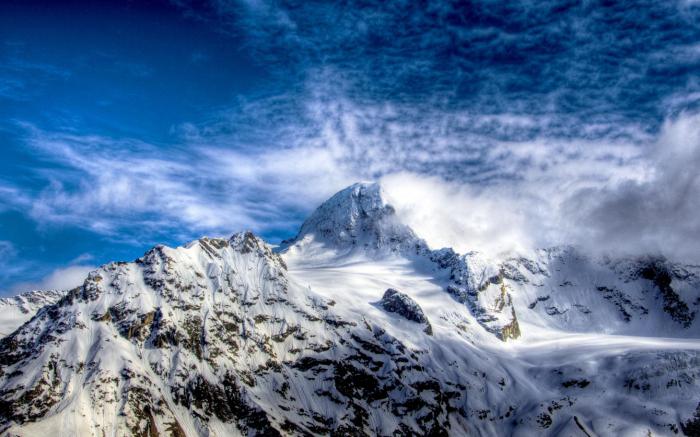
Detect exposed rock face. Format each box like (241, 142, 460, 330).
(435, 249, 521, 341)
(282, 184, 526, 341)
(499, 308, 521, 341)
(380, 288, 432, 335)
(639, 261, 696, 327)
(286, 184, 700, 342)
(682, 402, 700, 436)
(430, 244, 700, 340)
(500, 247, 700, 337)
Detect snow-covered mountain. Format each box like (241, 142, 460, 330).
(0, 290, 65, 337)
(281, 182, 427, 258)
(1, 182, 699, 436)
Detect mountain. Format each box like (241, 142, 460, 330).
(281, 182, 427, 258)
(0, 290, 65, 337)
(1, 182, 699, 436)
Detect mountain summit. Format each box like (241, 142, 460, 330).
(0, 183, 699, 436)
(285, 182, 426, 256)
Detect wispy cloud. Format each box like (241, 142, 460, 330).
(0, 240, 15, 259)
(2, 0, 699, 291)
(0, 52, 72, 101)
(161, 0, 699, 262)
(172, 0, 700, 129)
(4, 93, 691, 261)
(13, 128, 259, 241)
(0, 241, 37, 295)
(1, 120, 357, 244)
(0, 235, 96, 296)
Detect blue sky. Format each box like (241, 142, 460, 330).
(1, 0, 700, 295)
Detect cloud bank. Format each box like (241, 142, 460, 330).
(383, 113, 700, 262)
(565, 113, 700, 261)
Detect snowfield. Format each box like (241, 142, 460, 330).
(285, 243, 700, 437)
(0, 182, 698, 436)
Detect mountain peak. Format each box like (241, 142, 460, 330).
(286, 182, 426, 255)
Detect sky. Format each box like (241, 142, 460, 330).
(1, 0, 699, 295)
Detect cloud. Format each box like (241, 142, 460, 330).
(0, 240, 32, 283)
(169, 0, 700, 264)
(0, 120, 359, 244)
(0, 77, 25, 100)
(5, 86, 692, 262)
(186, 84, 696, 263)
(9, 265, 96, 294)
(172, 0, 700, 132)
(381, 173, 536, 256)
(0, 241, 15, 258)
(0, 239, 95, 297)
(0, 241, 65, 296)
(381, 113, 700, 263)
(2, 0, 699, 272)
(17, 129, 261, 240)
(563, 112, 700, 261)
(0, 52, 72, 101)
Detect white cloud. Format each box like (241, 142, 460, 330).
(9, 265, 96, 294)
(3, 120, 360, 243)
(381, 113, 700, 263)
(4, 71, 699, 265)
(381, 173, 536, 256)
(18, 128, 258, 239)
(0, 241, 33, 283)
(563, 112, 700, 261)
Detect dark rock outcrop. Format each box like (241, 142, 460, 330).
(639, 262, 695, 327)
(379, 289, 432, 335)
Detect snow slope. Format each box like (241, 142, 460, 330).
(284, 242, 700, 436)
(0, 182, 699, 436)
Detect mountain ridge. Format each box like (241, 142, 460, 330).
(0, 289, 65, 337)
(0, 182, 699, 436)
